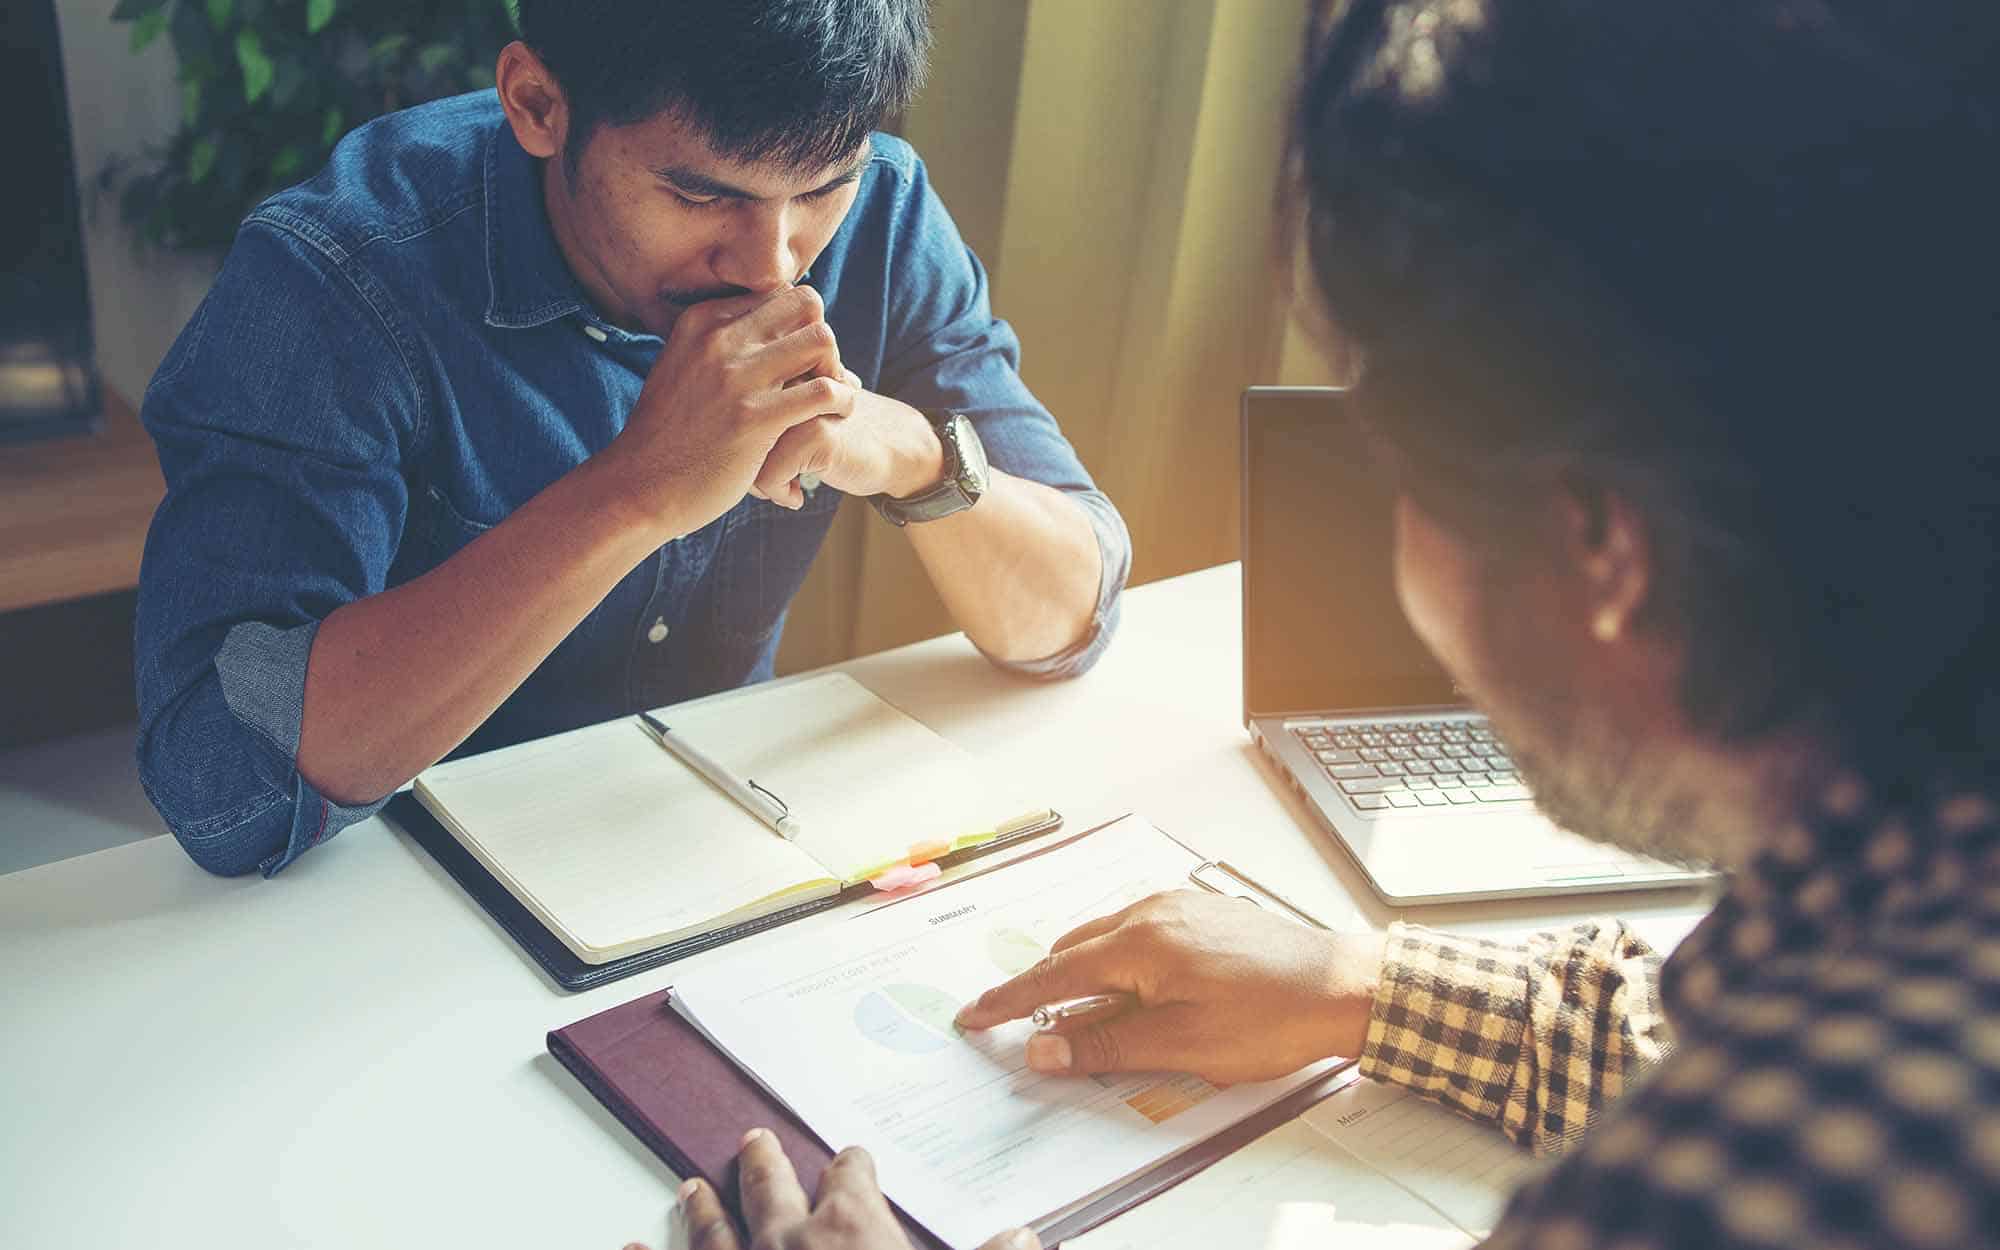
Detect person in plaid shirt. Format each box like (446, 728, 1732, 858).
(659, 2, 2000, 1247)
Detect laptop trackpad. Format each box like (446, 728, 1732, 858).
(1349, 807, 1646, 900)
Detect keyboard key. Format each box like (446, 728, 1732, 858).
(1416, 790, 1449, 806)
(1432, 773, 1464, 788)
(1418, 743, 1449, 759)
(1473, 784, 1532, 802)
(1404, 775, 1435, 789)
(1359, 733, 1385, 746)
(1388, 745, 1417, 761)
(1484, 755, 1512, 771)
(1331, 734, 1361, 749)
(1432, 759, 1462, 774)
(1326, 763, 1379, 780)
(1386, 732, 1414, 745)
(1340, 776, 1410, 794)
(1360, 748, 1391, 763)
(1404, 759, 1435, 775)
(1446, 789, 1479, 804)
(1351, 794, 1393, 811)
(1416, 731, 1442, 745)
(1300, 732, 1331, 747)
(1315, 748, 1361, 764)
(1375, 761, 1407, 776)
(1387, 792, 1422, 808)
(1486, 769, 1519, 785)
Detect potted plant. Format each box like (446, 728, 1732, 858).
(105, 0, 519, 253)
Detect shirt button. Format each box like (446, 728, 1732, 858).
(581, 323, 608, 343)
(646, 618, 669, 644)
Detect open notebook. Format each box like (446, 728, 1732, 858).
(413, 673, 1055, 965)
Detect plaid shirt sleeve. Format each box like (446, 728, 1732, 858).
(1357, 920, 1673, 1156)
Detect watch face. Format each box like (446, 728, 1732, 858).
(951, 414, 991, 493)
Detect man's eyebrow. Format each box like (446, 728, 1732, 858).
(653, 150, 872, 202)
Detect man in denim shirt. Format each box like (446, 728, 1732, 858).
(135, 1, 1130, 879)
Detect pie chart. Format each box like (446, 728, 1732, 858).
(854, 983, 962, 1055)
(986, 927, 1044, 976)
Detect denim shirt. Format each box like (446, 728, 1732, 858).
(135, 92, 1130, 878)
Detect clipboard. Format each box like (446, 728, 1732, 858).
(385, 791, 1063, 992)
(546, 814, 1359, 1246)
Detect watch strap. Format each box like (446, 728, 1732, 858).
(870, 411, 982, 526)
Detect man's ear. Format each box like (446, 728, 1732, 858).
(494, 41, 568, 161)
(1557, 481, 1654, 645)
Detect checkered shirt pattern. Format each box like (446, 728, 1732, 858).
(1359, 919, 1672, 1155)
(1366, 778, 2000, 1249)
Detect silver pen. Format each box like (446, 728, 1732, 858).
(1030, 992, 1136, 1030)
(638, 712, 801, 840)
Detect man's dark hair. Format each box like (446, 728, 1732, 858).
(513, 0, 931, 172)
(1288, 0, 2000, 787)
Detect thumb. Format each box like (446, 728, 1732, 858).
(1025, 1003, 1203, 1077)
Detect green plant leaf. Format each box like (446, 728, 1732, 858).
(206, 0, 234, 28)
(181, 79, 203, 127)
(307, 0, 337, 35)
(417, 42, 457, 74)
(188, 137, 219, 184)
(111, 0, 166, 20)
(236, 29, 274, 103)
(130, 10, 167, 52)
(271, 145, 305, 182)
(321, 106, 345, 147)
(370, 33, 411, 63)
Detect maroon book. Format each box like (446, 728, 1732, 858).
(548, 987, 1355, 1248)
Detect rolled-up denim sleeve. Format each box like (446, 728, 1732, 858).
(135, 219, 421, 877)
(873, 149, 1132, 680)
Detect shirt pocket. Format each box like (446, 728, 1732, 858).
(708, 488, 845, 646)
(407, 482, 497, 575)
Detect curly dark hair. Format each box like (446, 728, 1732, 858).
(1289, 0, 2000, 785)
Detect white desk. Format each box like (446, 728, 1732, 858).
(0, 565, 1715, 1249)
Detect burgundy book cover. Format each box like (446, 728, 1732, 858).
(548, 987, 1355, 1249)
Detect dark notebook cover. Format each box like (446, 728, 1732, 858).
(548, 987, 1356, 1248)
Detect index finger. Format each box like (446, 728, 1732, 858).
(815, 1145, 897, 1217)
(735, 1128, 810, 1239)
(953, 935, 1133, 1031)
(725, 283, 826, 343)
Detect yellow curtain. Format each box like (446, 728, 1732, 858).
(779, 0, 1336, 673)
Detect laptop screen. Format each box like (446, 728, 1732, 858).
(1241, 387, 1463, 720)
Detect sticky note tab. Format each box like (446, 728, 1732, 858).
(906, 839, 952, 866)
(869, 862, 943, 893)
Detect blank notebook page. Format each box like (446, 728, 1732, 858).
(665, 672, 1046, 882)
(415, 718, 832, 959)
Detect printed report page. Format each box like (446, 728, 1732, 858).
(671, 815, 1346, 1250)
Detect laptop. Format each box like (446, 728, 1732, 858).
(1241, 386, 1716, 903)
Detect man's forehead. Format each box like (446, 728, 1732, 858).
(617, 111, 871, 198)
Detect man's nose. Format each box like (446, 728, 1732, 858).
(714, 202, 797, 295)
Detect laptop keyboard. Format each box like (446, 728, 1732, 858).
(1289, 717, 1533, 813)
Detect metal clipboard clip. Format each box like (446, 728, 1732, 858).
(1188, 859, 1328, 930)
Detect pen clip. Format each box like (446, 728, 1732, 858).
(747, 779, 790, 815)
(1189, 860, 1325, 929)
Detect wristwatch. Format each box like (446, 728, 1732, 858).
(870, 410, 990, 526)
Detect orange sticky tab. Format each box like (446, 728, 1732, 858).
(906, 839, 952, 866)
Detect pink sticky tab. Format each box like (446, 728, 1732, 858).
(869, 861, 943, 893)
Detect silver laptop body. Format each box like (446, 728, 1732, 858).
(1241, 387, 1716, 904)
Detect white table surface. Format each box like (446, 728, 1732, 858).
(0, 564, 1717, 1249)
